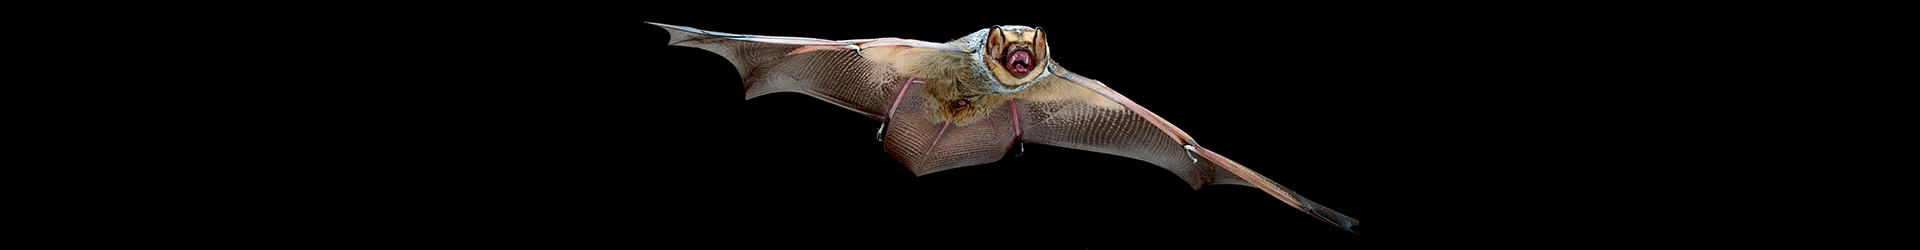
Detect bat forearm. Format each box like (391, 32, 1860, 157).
(1196, 146, 1360, 233)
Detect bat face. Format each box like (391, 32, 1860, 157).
(984, 25, 1049, 88)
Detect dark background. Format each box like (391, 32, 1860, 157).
(267, 5, 1622, 247)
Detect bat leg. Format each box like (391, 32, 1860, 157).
(877, 76, 921, 143)
(1009, 98, 1024, 158)
(885, 77, 920, 119)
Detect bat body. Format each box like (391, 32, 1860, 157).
(651, 22, 1359, 235)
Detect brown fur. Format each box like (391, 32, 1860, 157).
(864, 47, 994, 125)
(862, 46, 1117, 126)
(1010, 76, 1120, 110)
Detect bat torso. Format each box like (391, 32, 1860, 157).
(859, 46, 1007, 126)
(858, 29, 1117, 127)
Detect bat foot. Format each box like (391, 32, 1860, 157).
(1014, 141, 1026, 157)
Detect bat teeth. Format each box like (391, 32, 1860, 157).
(1007, 49, 1034, 74)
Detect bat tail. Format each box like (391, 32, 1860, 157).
(1197, 147, 1360, 234)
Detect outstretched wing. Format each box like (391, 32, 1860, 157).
(1016, 63, 1360, 232)
(650, 22, 965, 120)
(652, 22, 1006, 177)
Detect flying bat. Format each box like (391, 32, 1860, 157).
(649, 22, 1359, 234)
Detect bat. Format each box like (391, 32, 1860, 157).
(650, 21, 1362, 238)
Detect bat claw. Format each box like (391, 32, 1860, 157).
(875, 123, 887, 141)
(1014, 141, 1026, 157)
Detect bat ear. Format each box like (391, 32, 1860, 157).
(1036, 26, 1052, 64)
(987, 25, 1004, 47)
(1034, 27, 1048, 43)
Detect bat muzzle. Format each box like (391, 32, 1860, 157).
(1005, 47, 1034, 78)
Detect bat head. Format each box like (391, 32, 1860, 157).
(984, 25, 1048, 88)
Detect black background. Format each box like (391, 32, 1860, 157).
(265, 4, 1611, 247)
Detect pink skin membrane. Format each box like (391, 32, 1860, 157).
(887, 77, 918, 119)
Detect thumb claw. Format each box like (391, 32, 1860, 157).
(1183, 144, 1198, 163)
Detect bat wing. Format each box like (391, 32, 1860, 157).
(650, 22, 964, 120)
(652, 22, 1014, 176)
(1016, 63, 1360, 233)
(653, 23, 1356, 232)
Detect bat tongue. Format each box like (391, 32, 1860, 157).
(1008, 50, 1032, 75)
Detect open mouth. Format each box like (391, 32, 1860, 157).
(1005, 48, 1033, 77)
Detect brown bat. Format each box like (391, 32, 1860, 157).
(650, 22, 1358, 234)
